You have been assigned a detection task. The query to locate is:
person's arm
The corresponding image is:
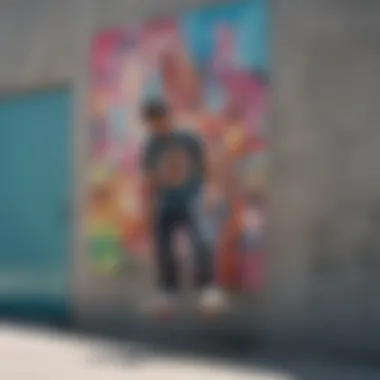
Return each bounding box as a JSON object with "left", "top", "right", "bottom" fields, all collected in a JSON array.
[{"left": 140, "top": 140, "right": 157, "bottom": 232}]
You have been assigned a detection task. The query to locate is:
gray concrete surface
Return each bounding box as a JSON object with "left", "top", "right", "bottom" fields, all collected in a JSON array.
[
  {"left": 0, "top": 323, "right": 289, "bottom": 380},
  {"left": 1, "top": 323, "right": 380, "bottom": 380},
  {"left": 268, "top": 0, "right": 380, "bottom": 353}
]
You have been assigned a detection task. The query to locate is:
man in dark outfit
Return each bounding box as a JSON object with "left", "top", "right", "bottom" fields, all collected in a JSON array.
[{"left": 140, "top": 99, "right": 225, "bottom": 316}]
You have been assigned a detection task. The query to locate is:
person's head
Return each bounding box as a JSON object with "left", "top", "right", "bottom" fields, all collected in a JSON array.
[{"left": 141, "top": 99, "right": 172, "bottom": 134}]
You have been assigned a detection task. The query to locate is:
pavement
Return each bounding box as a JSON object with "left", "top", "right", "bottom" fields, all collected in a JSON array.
[{"left": 1, "top": 322, "right": 380, "bottom": 380}]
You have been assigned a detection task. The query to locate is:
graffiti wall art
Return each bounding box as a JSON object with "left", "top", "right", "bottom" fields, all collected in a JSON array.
[{"left": 88, "top": 0, "right": 268, "bottom": 295}]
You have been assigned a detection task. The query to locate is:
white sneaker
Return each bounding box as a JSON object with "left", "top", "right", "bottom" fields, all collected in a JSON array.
[
  {"left": 198, "top": 287, "right": 227, "bottom": 317},
  {"left": 141, "top": 292, "right": 177, "bottom": 320}
]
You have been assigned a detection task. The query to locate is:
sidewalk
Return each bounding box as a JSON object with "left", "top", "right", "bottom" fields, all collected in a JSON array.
[{"left": 1, "top": 323, "right": 379, "bottom": 380}]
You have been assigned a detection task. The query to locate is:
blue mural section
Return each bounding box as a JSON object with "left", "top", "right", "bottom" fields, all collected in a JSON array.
[{"left": 181, "top": 0, "right": 268, "bottom": 71}]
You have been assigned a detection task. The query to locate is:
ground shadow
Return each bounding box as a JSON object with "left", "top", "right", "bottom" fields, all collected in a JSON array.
[{"left": 3, "top": 317, "right": 380, "bottom": 380}]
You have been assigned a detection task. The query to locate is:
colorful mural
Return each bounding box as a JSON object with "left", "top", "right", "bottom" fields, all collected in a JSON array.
[{"left": 88, "top": 0, "right": 268, "bottom": 294}]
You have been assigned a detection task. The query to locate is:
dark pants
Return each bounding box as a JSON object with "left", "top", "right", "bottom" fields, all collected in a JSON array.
[{"left": 153, "top": 196, "right": 213, "bottom": 293}]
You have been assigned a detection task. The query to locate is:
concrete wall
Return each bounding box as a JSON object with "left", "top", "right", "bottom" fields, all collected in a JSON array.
[
  {"left": 1, "top": 0, "right": 380, "bottom": 357},
  {"left": 0, "top": 0, "right": 79, "bottom": 91},
  {"left": 269, "top": 0, "right": 380, "bottom": 356}
]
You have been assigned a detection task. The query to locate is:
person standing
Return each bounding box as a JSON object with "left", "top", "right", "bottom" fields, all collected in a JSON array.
[{"left": 140, "top": 99, "right": 226, "bottom": 318}]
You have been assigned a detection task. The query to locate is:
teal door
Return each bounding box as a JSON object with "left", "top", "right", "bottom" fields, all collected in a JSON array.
[{"left": 0, "top": 87, "right": 72, "bottom": 323}]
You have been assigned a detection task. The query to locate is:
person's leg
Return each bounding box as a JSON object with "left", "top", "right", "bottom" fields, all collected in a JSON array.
[
  {"left": 185, "top": 196, "right": 214, "bottom": 289},
  {"left": 185, "top": 195, "right": 228, "bottom": 315},
  {"left": 154, "top": 206, "right": 179, "bottom": 293}
]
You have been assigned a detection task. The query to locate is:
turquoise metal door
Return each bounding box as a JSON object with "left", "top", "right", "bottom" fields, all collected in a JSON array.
[{"left": 0, "top": 87, "right": 72, "bottom": 323}]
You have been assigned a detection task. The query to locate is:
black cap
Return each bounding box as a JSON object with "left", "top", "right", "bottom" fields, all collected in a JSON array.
[{"left": 141, "top": 99, "right": 170, "bottom": 119}]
